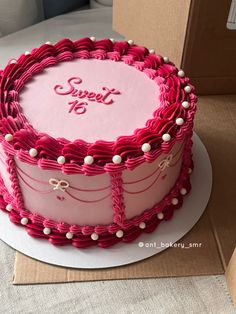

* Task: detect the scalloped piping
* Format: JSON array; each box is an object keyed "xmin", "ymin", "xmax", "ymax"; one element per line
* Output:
[{"xmin": 0, "ymin": 38, "xmax": 197, "ymax": 175}]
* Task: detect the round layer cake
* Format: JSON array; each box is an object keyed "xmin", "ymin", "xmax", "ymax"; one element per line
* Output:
[{"xmin": 0, "ymin": 38, "xmax": 197, "ymax": 248}]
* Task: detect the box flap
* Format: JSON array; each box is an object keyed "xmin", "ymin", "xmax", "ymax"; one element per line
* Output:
[
  {"xmin": 194, "ymin": 95, "xmax": 236, "ymax": 266},
  {"xmin": 113, "ymin": 0, "xmax": 236, "ymax": 94},
  {"xmin": 183, "ymin": 0, "xmax": 236, "ymax": 78},
  {"xmin": 113, "ymin": 0, "xmax": 191, "ymax": 67}
]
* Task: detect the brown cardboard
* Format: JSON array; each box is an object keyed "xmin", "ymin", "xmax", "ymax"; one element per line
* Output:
[
  {"xmin": 12, "ymin": 212, "xmax": 223, "ymax": 285},
  {"xmin": 113, "ymin": 0, "xmax": 236, "ymax": 95},
  {"xmin": 13, "ymin": 95, "xmax": 236, "ymax": 286},
  {"xmin": 226, "ymin": 249, "xmax": 236, "ymax": 308},
  {"xmin": 13, "ymin": 213, "xmax": 224, "ymax": 284}
]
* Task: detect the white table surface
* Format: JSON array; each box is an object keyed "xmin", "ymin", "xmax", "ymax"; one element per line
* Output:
[{"xmin": 0, "ymin": 7, "xmax": 235, "ymax": 314}]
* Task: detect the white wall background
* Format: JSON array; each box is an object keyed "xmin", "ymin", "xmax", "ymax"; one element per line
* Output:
[
  {"xmin": 0, "ymin": 0, "xmax": 113, "ymax": 38},
  {"xmin": 0, "ymin": 0, "xmax": 44, "ymax": 37}
]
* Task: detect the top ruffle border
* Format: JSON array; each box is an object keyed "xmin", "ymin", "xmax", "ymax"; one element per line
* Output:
[{"xmin": 0, "ymin": 38, "xmax": 197, "ymax": 175}]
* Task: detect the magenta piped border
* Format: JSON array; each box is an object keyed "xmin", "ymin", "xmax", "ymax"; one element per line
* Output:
[
  {"xmin": 0, "ymin": 38, "xmax": 197, "ymax": 175},
  {"xmin": 110, "ymin": 171, "xmax": 126, "ymax": 226}
]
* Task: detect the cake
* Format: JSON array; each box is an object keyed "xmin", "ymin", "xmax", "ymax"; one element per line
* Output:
[{"xmin": 0, "ymin": 38, "xmax": 197, "ymax": 248}]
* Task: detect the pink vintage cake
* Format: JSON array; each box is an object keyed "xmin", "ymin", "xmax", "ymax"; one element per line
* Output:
[{"xmin": 0, "ymin": 38, "xmax": 197, "ymax": 248}]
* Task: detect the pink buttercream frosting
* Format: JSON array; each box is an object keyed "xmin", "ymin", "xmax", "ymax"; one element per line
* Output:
[{"xmin": 0, "ymin": 38, "xmax": 197, "ymax": 248}]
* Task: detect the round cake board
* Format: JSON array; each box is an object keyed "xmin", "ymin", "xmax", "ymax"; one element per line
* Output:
[{"xmin": 0, "ymin": 133, "xmax": 212, "ymax": 269}]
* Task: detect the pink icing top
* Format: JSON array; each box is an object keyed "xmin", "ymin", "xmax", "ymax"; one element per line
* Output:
[
  {"xmin": 0, "ymin": 38, "xmax": 197, "ymax": 175},
  {"xmin": 20, "ymin": 59, "xmax": 159, "ymax": 142}
]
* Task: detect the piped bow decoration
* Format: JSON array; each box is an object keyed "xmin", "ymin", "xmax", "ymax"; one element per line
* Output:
[
  {"xmin": 158, "ymin": 154, "xmax": 173, "ymax": 172},
  {"xmin": 49, "ymin": 178, "xmax": 70, "ymax": 192}
]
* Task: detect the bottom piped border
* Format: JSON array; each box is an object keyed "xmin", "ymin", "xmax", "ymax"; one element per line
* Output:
[{"xmin": 0, "ymin": 173, "xmax": 192, "ymax": 249}]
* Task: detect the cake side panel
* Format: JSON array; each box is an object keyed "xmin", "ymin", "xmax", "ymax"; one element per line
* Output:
[
  {"xmin": 0, "ymin": 133, "xmax": 193, "ymax": 247},
  {"xmin": 13, "ymin": 160, "xmax": 114, "ymax": 226},
  {"xmin": 0, "ymin": 135, "xmax": 191, "ymax": 229},
  {"xmin": 122, "ymin": 139, "xmax": 185, "ymax": 220}
]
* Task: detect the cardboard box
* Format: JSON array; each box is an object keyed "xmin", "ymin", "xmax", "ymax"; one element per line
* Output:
[
  {"xmin": 13, "ymin": 96, "xmax": 236, "ymax": 302},
  {"xmin": 113, "ymin": 0, "xmax": 236, "ymax": 95},
  {"xmin": 13, "ymin": 211, "xmax": 224, "ymax": 284}
]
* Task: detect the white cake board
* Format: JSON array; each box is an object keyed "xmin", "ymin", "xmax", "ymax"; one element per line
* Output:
[{"xmin": 0, "ymin": 133, "xmax": 212, "ymax": 269}]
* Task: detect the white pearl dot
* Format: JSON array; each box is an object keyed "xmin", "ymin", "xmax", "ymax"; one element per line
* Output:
[
  {"xmin": 45, "ymin": 41, "xmax": 52, "ymax": 45},
  {"xmin": 127, "ymin": 39, "xmax": 134, "ymax": 45},
  {"xmin": 182, "ymin": 101, "xmax": 190, "ymax": 109},
  {"xmin": 91, "ymin": 232, "xmax": 99, "ymax": 241},
  {"xmin": 66, "ymin": 232, "xmax": 73, "ymax": 239},
  {"xmin": 110, "ymin": 38, "xmax": 115, "ymax": 43},
  {"xmin": 25, "ymin": 51, "xmax": 30, "ymax": 56},
  {"xmin": 4, "ymin": 134, "xmax": 13, "ymax": 142},
  {"xmin": 180, "ymin": 188, "xmax": 187, "ymax": 195},
  {"xmin": 149, "ymin": 49, "xmax": 155, "ymax": 54},
  {"xmin": 139, "ymin": 222, "xmax": 146, "ymax": 229},
  {"xmin": 162, "ymin": 133, "xmax": 171, "ymax": 142},
  {"xmin": 29, "ymin": 148, "xmax": 38, "ymax": 157},
  {"xmin": 184, "ymin": 85, "xmax": 191, "ymax": 93},
  {"xmin": 43, "ymin": 227, "xmax": 51, "ymax": 235},
  {"xmin": 84, "ymin": 155, "xmax": 94, "ymax": 165},
  {"xmin": 21, "ymin": 217, "xmax": 28, "ymax": 225},
  {"xmin": 6, "ymin": 204, "xmax": 13, "ymax": 212},
  {"xmin": 141, "ymin": 143, "xmax": 151, "ymax": 153},
  {"xmin": 178, "ymin": 70, "xmax": 185, "ymax": 77},
  {"xmin": 57, "ymin": 156, "xmax": 65, "ymax": 165},
  {"xmin": 90, "ymin": 36, "xmax": 96, "ymax": 41},
  {"xmin": 171, "ymin": 198, "xmax": 179, "ymax": 205},
  {"xmin": 176, "ymin": 118, "xmax": 184, "ymax": 126},
  {"xmin": 116, "ymin": 230, "xmax": 124, "ymax": 238},
  {"xmin": 112, "ymin": 155, "xmax": 122, "ymax": 164},
  {"xmin": 10, "ymin": 59, "xmax": 17, "ymax": 64},
  {"xmin": 163, "ymin": 56, "xmax": 169, "ymax": 63},
  {"xmin": 157, "ymin": 212, "xmax": 164, "ymax": 220},
  {"xmin": 188, "ymin": 168, "xmax": 192, "ymax": 174}
]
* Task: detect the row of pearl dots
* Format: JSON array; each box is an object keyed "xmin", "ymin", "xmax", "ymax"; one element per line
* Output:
[
  {"xmin": 4, "ymin": 90, "xmax": 190, "ymax": 162},
  {"xmin": 4, "ymin": 111, "xmax": 188, "ymax": 163},
  {"xmin": 4, "ymin": 97, "xmax": 189, "ymax": 165},
  {"xmin": 4, "ymin": 129, "xmax": 188, "ymax": 165}
]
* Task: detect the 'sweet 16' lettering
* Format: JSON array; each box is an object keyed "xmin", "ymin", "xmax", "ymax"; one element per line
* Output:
[{"xmin": 54, "ymin": 77, "xmax": 121, "ymax": 115}]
